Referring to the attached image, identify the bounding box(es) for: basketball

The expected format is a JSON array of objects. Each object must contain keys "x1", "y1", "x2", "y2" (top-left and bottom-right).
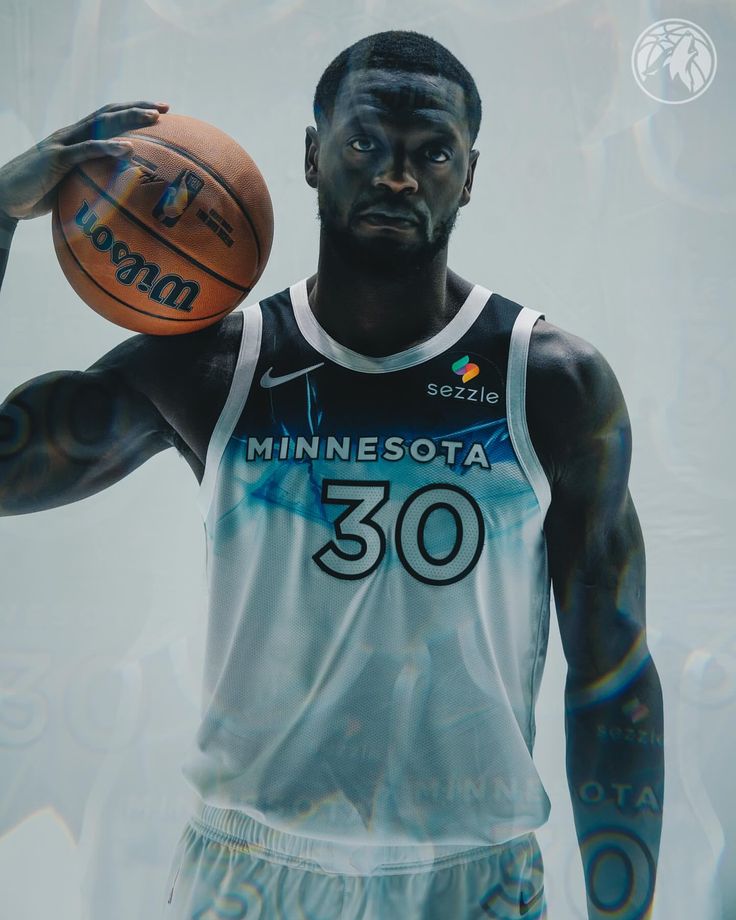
[{"x1": 51, "y1": 113, "x2": 274, "y2": 335}]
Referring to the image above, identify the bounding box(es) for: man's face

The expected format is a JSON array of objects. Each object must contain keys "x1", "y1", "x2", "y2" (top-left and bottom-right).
[{"x1": 305, "y1": 68, "x2": 479, "y2": 277}]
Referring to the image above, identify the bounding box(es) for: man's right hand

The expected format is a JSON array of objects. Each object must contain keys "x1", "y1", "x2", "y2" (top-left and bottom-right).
[{"x1": 0, "y1": 101, "x2": 169, "y2": 222}]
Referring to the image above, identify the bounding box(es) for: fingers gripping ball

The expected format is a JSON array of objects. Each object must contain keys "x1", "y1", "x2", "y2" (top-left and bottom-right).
[{"x1": 52, "y1": 114, "x2": 273, "y2": 335}]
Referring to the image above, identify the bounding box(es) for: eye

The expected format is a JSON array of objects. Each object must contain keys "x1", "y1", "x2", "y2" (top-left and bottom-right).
[
  {"x1": 426, "y1": 147, "x2": 451, "y2": 163},
  {"x1": 349, "y1": 136, "x2": 376, "y2": 153}
]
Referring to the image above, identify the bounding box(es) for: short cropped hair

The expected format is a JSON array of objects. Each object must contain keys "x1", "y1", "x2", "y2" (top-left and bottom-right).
[{"x1": 313, "y1": 30, "x2": 482, "y2": 146}]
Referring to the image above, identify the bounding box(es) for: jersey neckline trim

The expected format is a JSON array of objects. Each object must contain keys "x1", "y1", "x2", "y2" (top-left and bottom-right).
[{"x1": 289, "y1": 277, "x2": 493, "y2": 374}]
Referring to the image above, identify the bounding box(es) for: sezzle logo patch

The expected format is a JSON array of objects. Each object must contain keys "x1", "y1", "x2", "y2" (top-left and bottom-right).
[
  {"x1": 427, "y1": 354, "x2": 500, "y2": 405},
  {"x1": 622, "y1": 696, "x2": 650, "y2": 724},
  {"x1": 451, "y1": 355, "x2": 479, "y2": 383}
]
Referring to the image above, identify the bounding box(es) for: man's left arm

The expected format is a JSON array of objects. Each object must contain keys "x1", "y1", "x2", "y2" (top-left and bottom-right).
[{"x1": 531, "y1": 327, "x2": 664, "y2": 920}]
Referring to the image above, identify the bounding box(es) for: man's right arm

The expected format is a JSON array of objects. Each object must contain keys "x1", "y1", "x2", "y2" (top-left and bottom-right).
[
  {"x1": 0, "y1": 211, "x2": 17, "y2": 289},
  {"x1": 0, "y1": 345, "x2": 178, "y2": 516},
  {"x1": 0, "y1": 101, "x2": 185, "y2": 516}
]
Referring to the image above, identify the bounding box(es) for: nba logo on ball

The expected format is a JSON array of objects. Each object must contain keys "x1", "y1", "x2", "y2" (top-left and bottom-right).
[
  {"x1": 153, "y1": 169, "x2": 204, "y2": 227},
  {"x1": 631, "y1": 19, "x2": 717, "y2": 104}
]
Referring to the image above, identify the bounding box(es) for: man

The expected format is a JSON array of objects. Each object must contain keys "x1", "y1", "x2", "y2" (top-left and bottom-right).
[{"x1": 0, "y1": 30, "x2": 663, "y2": 920}]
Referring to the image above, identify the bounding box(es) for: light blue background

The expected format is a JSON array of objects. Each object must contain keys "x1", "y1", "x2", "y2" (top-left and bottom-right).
[{"x1": 0, "y1": 0, "x2": 733, "y2": 917}]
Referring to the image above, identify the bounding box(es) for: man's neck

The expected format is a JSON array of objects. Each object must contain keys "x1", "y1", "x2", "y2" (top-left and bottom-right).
[{"x1": 306, "y1": 241, "x2": 473, "y2": 358}]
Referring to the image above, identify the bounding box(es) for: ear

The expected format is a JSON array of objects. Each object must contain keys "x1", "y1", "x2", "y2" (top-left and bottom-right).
[
  {"x1": 459, "y1": 148, "x2": 479, "y2": 207},
  {"x1": 305, "y1": 126, "x2": 319, "y2": 189}
]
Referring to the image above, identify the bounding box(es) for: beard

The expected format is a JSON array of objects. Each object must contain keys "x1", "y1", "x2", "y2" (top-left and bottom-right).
[{"x1": 317, "y1": 193, "x2": 460, "y2": 280}]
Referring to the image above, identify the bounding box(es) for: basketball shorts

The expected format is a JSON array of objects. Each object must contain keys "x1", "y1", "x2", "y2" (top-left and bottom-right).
[{"x1": 161, "y1": 803, "x2": 547, "y2": 919}]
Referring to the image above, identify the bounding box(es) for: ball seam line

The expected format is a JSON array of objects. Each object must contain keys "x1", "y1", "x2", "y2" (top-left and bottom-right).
[
  {"x1": 129, "y1": 132, "x2": 265, "y2": 271},
  {"x1": 74, "y1": 166, "x2": 250, "y2": 293},
  {"x1": 53, "y1": 206, "x2": 245, "y2": 325}
]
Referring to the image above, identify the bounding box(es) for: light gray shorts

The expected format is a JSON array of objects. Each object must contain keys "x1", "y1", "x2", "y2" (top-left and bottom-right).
[{"x1": 161, "y1": 804, "x2": 547, "y2": 919}]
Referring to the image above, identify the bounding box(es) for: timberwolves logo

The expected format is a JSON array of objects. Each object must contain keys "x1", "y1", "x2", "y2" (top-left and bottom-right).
[{"x1": 632, "y1": 19, "x2": 717, "y2": 104}]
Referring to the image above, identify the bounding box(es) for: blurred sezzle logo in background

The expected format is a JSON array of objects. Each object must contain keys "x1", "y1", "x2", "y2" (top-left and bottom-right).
[{"x1": 631, "y1": 19, "x2": 717, "y2": 104}]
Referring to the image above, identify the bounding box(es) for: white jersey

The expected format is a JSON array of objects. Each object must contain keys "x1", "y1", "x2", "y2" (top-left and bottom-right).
[{"x1": 182, "y1": 277, "x2": 552, "y2": 872}]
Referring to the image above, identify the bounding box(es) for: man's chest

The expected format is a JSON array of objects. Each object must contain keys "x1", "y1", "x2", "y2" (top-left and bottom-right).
[
  {"x1": 169, "y1": 292, "x2": 556, "y2": 490},
  {"x1": 241, "y1": 349, "x2": 508, "y2": 438},
  {"x1": 233, "y1": 295, "x2": 512, "y2": 442}
]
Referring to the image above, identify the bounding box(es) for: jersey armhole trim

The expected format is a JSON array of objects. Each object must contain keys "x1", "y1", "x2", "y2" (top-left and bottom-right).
[
  {"x1": 196, "y1": 304, "x2": 263, "y2": 521},
  {"x1": 506, "y1": 307, "x2": 552, "y2": 518}
]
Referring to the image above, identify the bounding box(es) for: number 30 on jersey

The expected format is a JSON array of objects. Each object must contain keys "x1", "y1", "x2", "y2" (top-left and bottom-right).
[{"x1": 313, "y1": 479, "x2": 485, "y2": 586}]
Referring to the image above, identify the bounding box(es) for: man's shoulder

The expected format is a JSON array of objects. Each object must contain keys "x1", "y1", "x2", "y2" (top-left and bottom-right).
[
  {"x1": 528, "y1": 317, "x2": 601, "y2": 377},
  {"x1": 98, "y1": 308, "x2": 244, "y2": 387},
  {"x1": 527, "y1": 318, "x2": 620, "y2": 411},
  {"x1": 482, "y1": 286, "x2": 611, "y2": 394},
  {"x1": 116, "y1": 279, "x2": 296, "y2": 390},
  {"x1": 522, "y1": 315, "x2": 628, "y2": 483}
]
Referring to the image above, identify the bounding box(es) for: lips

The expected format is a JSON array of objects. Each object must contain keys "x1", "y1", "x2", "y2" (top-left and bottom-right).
[{"x1": 359, "y1": 209, "x2": 419, "y2": 226}]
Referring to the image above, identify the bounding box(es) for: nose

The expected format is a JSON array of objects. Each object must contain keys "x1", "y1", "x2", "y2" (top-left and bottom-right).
[{"x1": 371, "y1": 149, "x2": 418, "y2": 195}]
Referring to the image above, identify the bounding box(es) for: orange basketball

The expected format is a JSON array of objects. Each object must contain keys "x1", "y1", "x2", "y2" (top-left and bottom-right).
[{"x1": 52, "y1": 113, "x2": 274, "y2": 335}]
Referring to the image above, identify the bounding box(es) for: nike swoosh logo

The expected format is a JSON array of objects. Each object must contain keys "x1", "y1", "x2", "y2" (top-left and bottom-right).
[
  {"x1": 519, "y1": 886, "x2": 545, "y2": 915},
  {"x1": 260, "y1": 362, "x2": 324, "y2": 388}
]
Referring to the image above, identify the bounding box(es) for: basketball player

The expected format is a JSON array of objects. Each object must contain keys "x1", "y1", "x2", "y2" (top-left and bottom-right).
[{"x1": 0, "y1": 31, "x2": 663, "y2": 920}]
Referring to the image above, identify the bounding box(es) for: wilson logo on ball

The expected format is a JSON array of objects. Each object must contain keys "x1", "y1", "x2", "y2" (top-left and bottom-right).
[
  {"x1": 52, "y1": 113, "x2": 274, "y2": 334},
  {"x1": 74, "y1": 200, "x2": 200, "y2": 312}
]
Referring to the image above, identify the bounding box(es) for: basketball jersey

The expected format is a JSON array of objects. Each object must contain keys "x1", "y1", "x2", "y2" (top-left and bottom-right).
[{"x1": 182, "y1": 277, "x2": 553, "y2": 873}]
